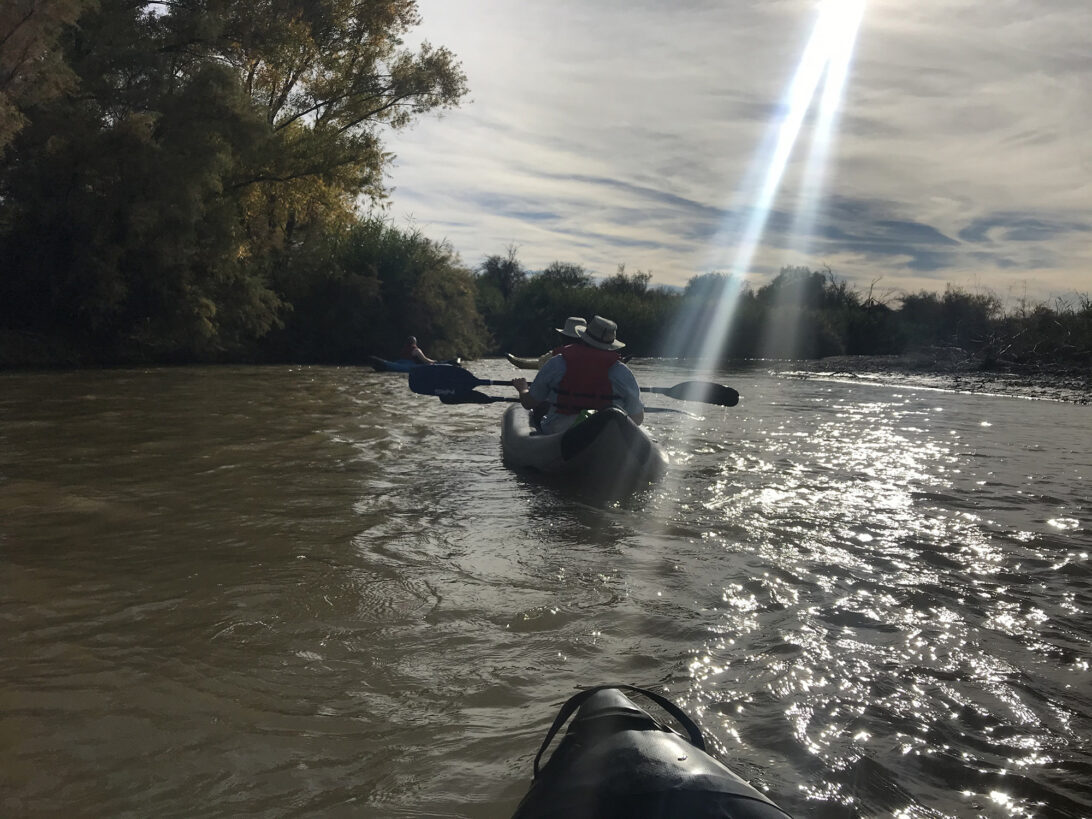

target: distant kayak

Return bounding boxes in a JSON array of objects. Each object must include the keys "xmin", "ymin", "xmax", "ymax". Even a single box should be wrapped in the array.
[
  {"xmin": 512, "ymin": 686, "xmax": 791, "ymax": 819},
  {"xmin": 500, "ymin": 405, "xmax": 667, "ymax": 497},
  {"xmin": 506, "ymin": 352, "xmax": 552, "ymax": 370},
  {"xmin": 506, "ymin": 352, "xmax": 632, "ymax": 370},
  {"xmin": 368, "ymin": 356, "xmax": 462, "ymax": 373}
]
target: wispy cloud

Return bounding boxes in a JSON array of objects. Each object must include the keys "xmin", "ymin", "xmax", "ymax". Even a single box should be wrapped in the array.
[{"xmin": 386, "ymin": 0, "xmax": 1092, "ymax": 301}]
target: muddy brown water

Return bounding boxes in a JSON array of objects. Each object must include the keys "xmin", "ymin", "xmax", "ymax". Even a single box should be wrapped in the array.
[{"xmin": 2, "ymin": 362, "xmax": 1089, "ymax": 817}]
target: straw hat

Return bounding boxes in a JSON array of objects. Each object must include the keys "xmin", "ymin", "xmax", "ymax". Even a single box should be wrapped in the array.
[
  {"xmin": 555, "ymin": 317, "xmax": 587, "ymax": 339},
  {"xmin": 577, "ymin": 315, "xmax": 625, "ymax": 350}
]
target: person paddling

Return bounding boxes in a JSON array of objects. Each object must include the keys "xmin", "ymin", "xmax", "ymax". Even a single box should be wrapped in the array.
[
  {"xmin": 551, "ymin": 316, "xmax": 586, "ymax": 354},
  {"xmin": 512, "ymin": 315, "xmax": 644, "ymax": 433},
  {"xmin": 400, "ymin": 335, "xmax": 435, "ymax": 365}
]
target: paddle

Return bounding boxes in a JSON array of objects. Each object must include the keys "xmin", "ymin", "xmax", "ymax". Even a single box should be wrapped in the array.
[
  {"xmin": 409, "ymin": 365, "xmax": 513, "ymax": 397},
  {"xmin": 410, "ymin": 364, "xmax": 739, "ymax": 407},
  {"xmin": 436, "ymin": 389, "xmax": 688, "ymax": 413},
  {"xmin": 643, "ymin": 381, "xmax": 739, "ymax": 407},
  {"xmin": 439, "ymin": 390, "xmax": 516, "ymax": 404}
]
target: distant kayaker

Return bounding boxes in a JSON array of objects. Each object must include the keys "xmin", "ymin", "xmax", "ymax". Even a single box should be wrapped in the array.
[
  {"xmin": 512, "ymin": 315, "xmax": 644, "ymax": 432},
  {"xmin": 551, "ymin": 316, "xmax": 586, "ymax": 354},
  {"xmin": 400, "ymin": 335, "xmax": 436, "ymax": 365}
]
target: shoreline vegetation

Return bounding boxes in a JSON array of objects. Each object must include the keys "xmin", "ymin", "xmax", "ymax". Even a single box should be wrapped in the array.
[
  {"xmin": 2, "ymin": 257, "xmax": 1091, "ymax": 408},
  {"xmin": 1, "ymin": 1, "xmax": 1088, "ymax": 397},
  {"xmin": 761, "ymin": 352, "xmax": 1090, "ymax": 404}
]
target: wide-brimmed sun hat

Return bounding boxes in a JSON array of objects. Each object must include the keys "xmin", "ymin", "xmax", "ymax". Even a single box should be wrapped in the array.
[
  {"xmin": 555, "ymin": 316, "xmax": 587, "ymax": 339},
  {"xmin": 577, "ymin": 315, "xmax": 625, "ymax": 351}
]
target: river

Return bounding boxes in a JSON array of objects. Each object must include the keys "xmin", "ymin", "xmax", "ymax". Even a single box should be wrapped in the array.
[{"xmin": 1, "ymin": 361, "xmax": 1089, "ymax": 817}]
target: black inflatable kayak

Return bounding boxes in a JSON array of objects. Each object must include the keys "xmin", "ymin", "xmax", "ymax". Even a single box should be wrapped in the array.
[{"xmin": 512, "ymin": 685, "xmax": 791, "ymax": 819}]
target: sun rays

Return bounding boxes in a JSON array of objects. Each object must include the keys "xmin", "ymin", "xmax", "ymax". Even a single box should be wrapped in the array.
[{"xmin": 682, "ymin": 0, "xmax": 867, "ymax": 365}]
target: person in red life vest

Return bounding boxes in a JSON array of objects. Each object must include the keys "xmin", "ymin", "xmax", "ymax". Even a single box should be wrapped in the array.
[
  {"xmin": 399, "ymin": 335, "xmax": 435, "ymax": 365},
  {"xmin": 511, "ymin": 315, "xmax": 644, "ymax": 433}
]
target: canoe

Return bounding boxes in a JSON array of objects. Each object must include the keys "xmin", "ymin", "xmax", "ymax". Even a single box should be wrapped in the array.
[
  {"xmin": 368, "ymin": 356, "xmax": 462, "ymax": 373},
  {"xmin": 506, "ymin": 352, "xmax": 552, "ymax": 370},
  {"xmin": 500, "ymin": 405, "xmax": 667, "ymax": 496},
  {"xmin": 512, "ymin": 686, "xmax": 791, "ymax": 819},
  {"xmin": 505, "ymin": 352, "xmax": 632, "ymax": 370}
]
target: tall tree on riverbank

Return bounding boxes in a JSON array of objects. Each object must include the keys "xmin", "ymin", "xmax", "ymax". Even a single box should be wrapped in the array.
[
  {"xmin": 0, "ymin": 0, "xmax": 467, "ymax": 363},
  {"xmin": 0, "ymin": 0, "xmax": 88, "ymax": 152}
]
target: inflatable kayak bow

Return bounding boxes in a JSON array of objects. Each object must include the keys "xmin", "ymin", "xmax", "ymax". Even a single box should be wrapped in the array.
[{"xmin": 512, "ymin": 685, "xmax": 790, "ymax": 819}]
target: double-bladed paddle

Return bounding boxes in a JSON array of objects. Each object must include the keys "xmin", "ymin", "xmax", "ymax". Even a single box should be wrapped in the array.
[
  {"xmin": 437, "ymin": 388, "xmax": 687, "ymax": 414},
  {"xmin": 409, "ymin": 365, "xmax": 514, "ymax": 398},
  {"xmin": 409, "ymin": 364, "xmax": 739, "ymax": 407},
  {"xmin": 642, "ymin": 381, "xmax": 740, "ymax": 406},
  {"xmin": 439, "ymin": 389, "xmax": 516, "ymax": 404}
]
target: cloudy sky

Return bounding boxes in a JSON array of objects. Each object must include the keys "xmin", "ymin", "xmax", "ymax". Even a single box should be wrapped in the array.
[{"xmin": 383, "ymin": 0, "xmax": 1091, "ymax": 303}]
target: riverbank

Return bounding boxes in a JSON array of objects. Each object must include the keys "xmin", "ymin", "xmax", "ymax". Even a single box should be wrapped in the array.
[{"xmin": 761, "ymin": 349, "xmax": 1090, "ymax": 404}]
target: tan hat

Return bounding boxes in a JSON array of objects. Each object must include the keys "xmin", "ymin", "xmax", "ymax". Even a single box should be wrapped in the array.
[
  {"xmin": 555, "ymin": 316, "xmax": 587, "ymax": 339},
  {"xmin": 577, "ymin": 315, "xmax": 625, "ymax": 350}
]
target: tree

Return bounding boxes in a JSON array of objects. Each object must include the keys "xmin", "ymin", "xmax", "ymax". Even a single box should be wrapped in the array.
[
  {"xmin": 0, "ymin": 0, "xmax": 87, "ymax": 153},
  {"xmin": 539, "ymin": 261, "xmax": 591, "ymax": 288},
  {"xmin": 941, "ymin": 286, "xmax": 1000, "ymax": 349},
  {"xmin": 599, "ymin": 264, "xmax": 651, "ymax": 296},
  {"xmin": 477, "ymin": 245, "xmax": 526, "ymax": 301},
  {"xmin": 0, "ymin": 0, "xmax": 469, "ymax": 362},
  {"xmin": 261, "ymin": 218, "xmax": 487, "ymax": 362}
]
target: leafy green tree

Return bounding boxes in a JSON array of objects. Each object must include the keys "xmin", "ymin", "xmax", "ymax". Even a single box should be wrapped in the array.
[
  {"xmin": 0, "ymin": 0, "xmax": 468, "ymax": 363},
  {"xmin": 599, "ymin": 264, "xmax": 651, "ymax": 296},
  {"xmin": 262, "ymin": 218, "xmax": 486, "ymax": 362},
  {"xmin": 539, "ymin": 261, "xmax": 591, "ymax": 288},
  {"xmin": 477, "ymin": 245, "xmax": 526, "ymax": 301},
  {"xmin": 0, "ymin": 0, "xmax": 88, "ymax": 153},
  {"xmin": 474, "ymin": 245, "xmax": 526, "ymax": 349}
]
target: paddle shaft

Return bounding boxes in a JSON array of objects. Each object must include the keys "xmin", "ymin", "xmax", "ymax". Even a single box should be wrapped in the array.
[{"xmin": 409, "ymin": 365, "xmax": 738, "ymax": 407}]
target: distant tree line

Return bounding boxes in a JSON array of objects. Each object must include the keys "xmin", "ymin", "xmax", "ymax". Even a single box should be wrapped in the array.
[
  {"xmin": 1, "ymin": 2, "xmax": 1088, "ymax": 374},
  {"xmin": 474, "ymin": 257, "xmax": 1091, "ymax": 373}
]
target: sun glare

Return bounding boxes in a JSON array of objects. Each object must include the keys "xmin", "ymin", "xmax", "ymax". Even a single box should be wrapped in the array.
[{"xmin": 683, "ymin": 0, "xmax": 866, "ymax": 364}]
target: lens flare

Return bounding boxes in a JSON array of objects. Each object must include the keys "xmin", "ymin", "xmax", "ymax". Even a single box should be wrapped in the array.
[{"xmin": 670, "ymin": 0, "xmax": 866, "ymax": 365}]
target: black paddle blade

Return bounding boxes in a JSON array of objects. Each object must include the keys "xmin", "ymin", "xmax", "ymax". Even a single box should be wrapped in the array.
[
  {"xmin": 438, "ymin": 390, "xmax": 517, "ymax": 404},
  {"xmin": 408, "ymin": 364, "xmax": 484, "ymax": 396},
  {"xmin": 409, "ymin": 365, "xmax": 512, "ymax": 397},
  {"xmin": 649, "ymin": 381, "xmax": 740, "ymax": 406}
]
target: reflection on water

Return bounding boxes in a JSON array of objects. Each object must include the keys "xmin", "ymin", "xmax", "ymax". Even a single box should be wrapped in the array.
[{"xmin": 1, "ymin": 363, "xmax": 1089, "ymax": 817}]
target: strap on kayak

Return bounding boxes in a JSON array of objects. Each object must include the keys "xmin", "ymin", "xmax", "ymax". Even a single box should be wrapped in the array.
[{"xmin": 532, "ymin": 684, "xmax": 707, "ymax": 777}]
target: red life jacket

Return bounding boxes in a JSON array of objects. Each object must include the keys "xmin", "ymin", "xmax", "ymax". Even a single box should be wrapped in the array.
[{"xmin": 553, "ymin": 345, "xmax": 621, "ymax": 414}]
